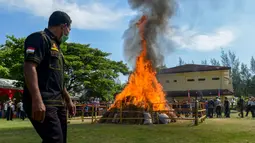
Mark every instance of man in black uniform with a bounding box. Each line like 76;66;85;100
23;11;76;143
224;97;230;118
237;96;245;118
207;99;215;118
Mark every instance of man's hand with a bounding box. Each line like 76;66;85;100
63;88;76;116
67;101;76;116
32;100;46;122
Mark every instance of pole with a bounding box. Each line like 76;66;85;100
195;95;199;126
120;102;123;124
95;104;97;123
91;105;94;124
81;105;84;122
220;72;223;100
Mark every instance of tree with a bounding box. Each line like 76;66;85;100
248;56;255;95
62;42;129;100
0;65;9;78
0;35;129;101
0;35;25;87
248;76;255;95
201;60;208;65
221;49;230;67
210;58;220;66
240;63;251;97
221;50;242;97
178;57;185;66
250;56;255;74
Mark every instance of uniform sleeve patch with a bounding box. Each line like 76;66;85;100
26;47;35;54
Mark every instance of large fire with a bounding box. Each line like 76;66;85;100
110;15;169;112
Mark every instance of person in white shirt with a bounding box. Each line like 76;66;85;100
4;102;8;118
215;98;222;118
231;98;235;109
17;101;22;118
19;101;25;120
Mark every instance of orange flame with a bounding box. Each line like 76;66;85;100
112;15;169;111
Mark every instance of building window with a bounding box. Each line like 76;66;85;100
198;78;205;81
212;77;220;80
166;80;170;83
173;80;177;82
187;79;195;82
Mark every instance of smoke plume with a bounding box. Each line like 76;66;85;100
123;0;176;69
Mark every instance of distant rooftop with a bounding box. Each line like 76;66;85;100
158;64;231;74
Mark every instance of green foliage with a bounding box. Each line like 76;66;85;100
0;35;25;86
0;35;129;101
61;42;129;100
221;49;231;67
0;65;9;77
240;63;251;96
250;56;255;74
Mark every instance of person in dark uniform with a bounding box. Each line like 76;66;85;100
237;96;245;118
246;97;252;117
224;97;230;118
23;11;76;143
207;99;214;118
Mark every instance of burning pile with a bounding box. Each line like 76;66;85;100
99;0;177;124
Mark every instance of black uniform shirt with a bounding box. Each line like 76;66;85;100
23;28;65;111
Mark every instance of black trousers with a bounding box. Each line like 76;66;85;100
208;108;214;118
17;108;21;118
29;106;67;143
216;106;222;118
224;108;230;118
246;105;251;116
251;106;255;118
239;107;244;118
6;107;13;121
20;110;25;120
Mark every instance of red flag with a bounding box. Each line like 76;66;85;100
218;89;221;97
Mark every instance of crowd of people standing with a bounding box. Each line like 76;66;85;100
206;97;231;118
171;96;255;119
1;96;255;121
237;96;255;118
0;98;26;120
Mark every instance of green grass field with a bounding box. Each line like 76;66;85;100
0;116;254;143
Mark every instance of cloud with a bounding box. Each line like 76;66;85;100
0;0;135;30
169;26;236;51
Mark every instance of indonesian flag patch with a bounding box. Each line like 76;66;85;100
26;47;35;54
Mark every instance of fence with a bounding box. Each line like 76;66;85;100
69;100;207;126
